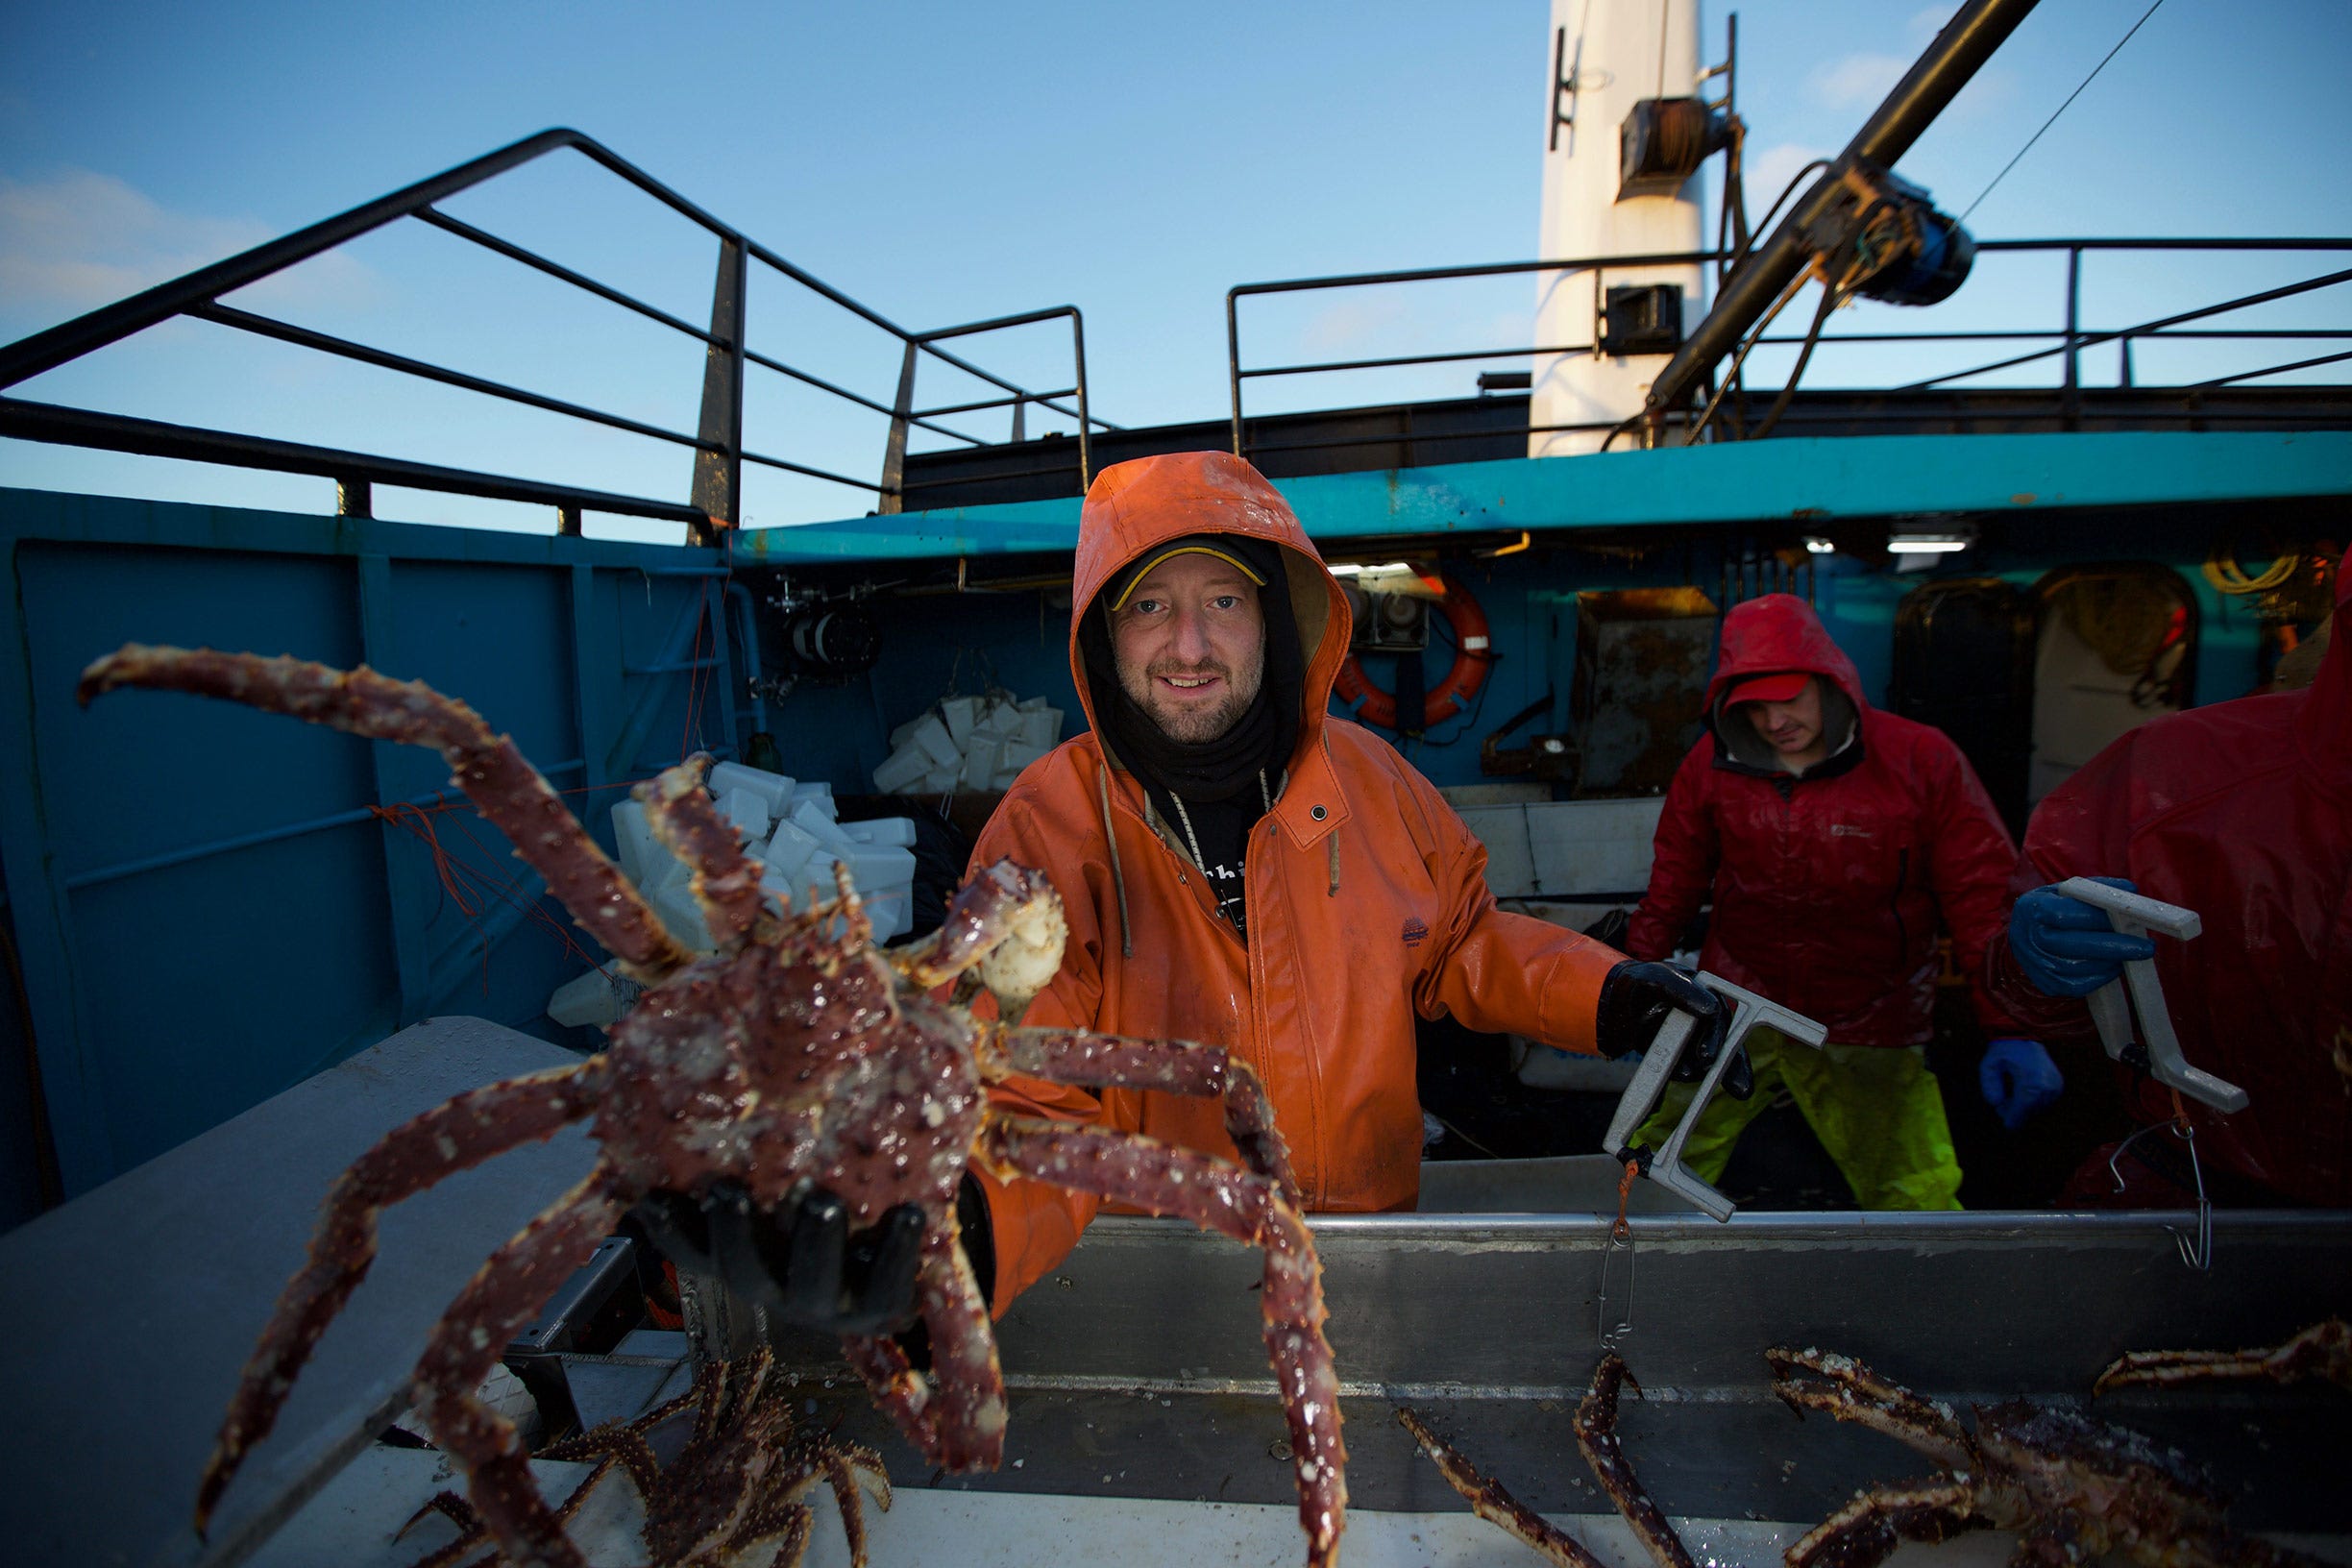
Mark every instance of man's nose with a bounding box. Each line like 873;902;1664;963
1169;604;1212;661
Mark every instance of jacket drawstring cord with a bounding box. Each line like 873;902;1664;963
1098;764;1134;958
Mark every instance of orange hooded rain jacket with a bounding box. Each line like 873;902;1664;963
969;452;1622;1309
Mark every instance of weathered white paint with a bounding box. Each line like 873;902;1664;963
1531;0;1712;456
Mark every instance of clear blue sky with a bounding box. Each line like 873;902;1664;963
3;0;2346;537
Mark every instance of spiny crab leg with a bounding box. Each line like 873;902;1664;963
641;755;770;951
77;646;692;982
1574;1355;1695;1568
841;1216;1007;1474
992;1025;1302;1205
193;1060;606;1536
406;1168;631;1568
2095;1317;2352;1395
981;1116;1345;1568
1782;1477;1980;1568
1395;1406;1609;1568
1764;1347;1973;1471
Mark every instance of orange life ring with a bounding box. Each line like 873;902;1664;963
1334;573;1494;730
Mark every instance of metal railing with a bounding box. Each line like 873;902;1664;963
1226;237;2352;456
1227;249;1727;458
0;129;1114;538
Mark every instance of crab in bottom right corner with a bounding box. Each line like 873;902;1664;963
1765;1346;2332;1568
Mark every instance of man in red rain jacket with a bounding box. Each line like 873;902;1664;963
1626;593;2039;1209
1989;545;2350;1208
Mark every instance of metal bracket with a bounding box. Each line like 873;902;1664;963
1549;26;1578;152
2054;877;2247;1114
1603;973;1828;1221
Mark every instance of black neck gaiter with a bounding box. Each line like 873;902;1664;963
1078;536;1307;940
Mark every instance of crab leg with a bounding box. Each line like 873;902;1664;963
1782;1477;1981;1568
982;1116;1346;1568
78;647;691;981
1764;1347;1973;1471
640;755;770;952
732;1500;816;1568
195;1059;605;1535
1574;1356;1696;1568
992;1026;1301;1202
841;1216;1007;1473
411;1168;631;1568
1395;1406;1608;1568
2094;1317;2352;1395
809;1435;894;1568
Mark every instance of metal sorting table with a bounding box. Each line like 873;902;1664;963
0;1017;599;1568
5;1015;2344;1566
764;1201;2352;1546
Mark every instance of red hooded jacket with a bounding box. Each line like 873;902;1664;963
968;453;1622;1309
1628;594;2021;1047
1987;547;2352;1206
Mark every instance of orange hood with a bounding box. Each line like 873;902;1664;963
1068;452;1350;768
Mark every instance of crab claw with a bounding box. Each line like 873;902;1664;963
902;860;1066;1023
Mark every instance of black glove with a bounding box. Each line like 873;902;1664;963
1594;960;1753;1100
632;1179;926;1336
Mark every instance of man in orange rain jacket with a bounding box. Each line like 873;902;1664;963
962;451;1734;1311
1623;593;2034;1211
1988;544;2351;1208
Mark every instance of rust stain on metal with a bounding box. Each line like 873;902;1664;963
2011;492;2038;505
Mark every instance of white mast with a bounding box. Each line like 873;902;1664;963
1531;0;1710;457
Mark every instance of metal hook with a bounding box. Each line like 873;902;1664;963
2107;1117;2214;1272
1597;1228;1637;1353
1597;1157;1639;1351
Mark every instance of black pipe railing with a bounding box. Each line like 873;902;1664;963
1647;0;2044;420
1226;237;2352;457
1228;249;1727;455
0;128;1114;535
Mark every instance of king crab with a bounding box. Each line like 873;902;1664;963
1767;1345;2330;1568
81;646;1344;1568
401;1347;891;1568
1396;1353;1695;1568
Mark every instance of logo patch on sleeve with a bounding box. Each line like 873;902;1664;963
1402;918;1430;947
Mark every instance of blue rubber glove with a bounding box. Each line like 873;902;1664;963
1978;1038;2063;1131
2007;877;2157;997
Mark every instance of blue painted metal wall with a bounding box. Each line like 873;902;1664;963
744;432;2345;793
0;488;743;1221
5;429;2341;1229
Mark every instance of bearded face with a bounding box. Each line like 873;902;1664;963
1108;551;1267;745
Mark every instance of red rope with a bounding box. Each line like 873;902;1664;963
1613;1157;1639;1243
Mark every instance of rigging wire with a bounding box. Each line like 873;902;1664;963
1749;280;1850;440
1724;159;1831;281
1959;0;2168;223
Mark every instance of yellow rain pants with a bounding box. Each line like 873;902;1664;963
1631;1026;1963;1211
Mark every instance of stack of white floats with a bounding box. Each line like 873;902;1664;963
870;692;1062;796
549;759;921;1032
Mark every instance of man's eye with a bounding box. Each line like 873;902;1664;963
1212;595;1241;610
1128;598;1165;616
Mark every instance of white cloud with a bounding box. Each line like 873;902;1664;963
0;169;380;323
1747;141;1834;212
1809;52;1911;110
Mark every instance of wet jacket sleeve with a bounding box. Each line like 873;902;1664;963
1397;761;1619;1052
1626;744;1718;962
962;788;1118;1315
1981;733;2144;1044
1919;736;2029;1036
